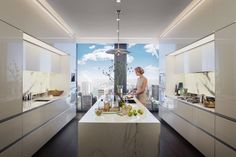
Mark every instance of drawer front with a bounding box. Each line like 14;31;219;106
192;108;215;135
22;106;75;157
23;99;69;135
175;101;193;123
0;141;22;157
0;116;22;151
215;116;236;149
215;140;236;157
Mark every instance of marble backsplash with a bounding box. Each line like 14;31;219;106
23;71;50;95
184;72;215;97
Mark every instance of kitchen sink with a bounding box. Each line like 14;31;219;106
34;99;50;102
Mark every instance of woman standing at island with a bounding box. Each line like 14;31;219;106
130;67;148;106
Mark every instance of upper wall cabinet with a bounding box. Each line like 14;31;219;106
188;42;215;73
24;41;61;73
0;21;23;120
215;23;236;119
175;42;215;73
175;53;188;73
213;0;236;31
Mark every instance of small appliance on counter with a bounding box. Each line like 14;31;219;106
175;82;186;96
203;96;215;108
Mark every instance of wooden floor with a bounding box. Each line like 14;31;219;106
33;112;204;157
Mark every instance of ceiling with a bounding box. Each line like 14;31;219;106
0;0;73;44
0;0;192;44
47;0;192;43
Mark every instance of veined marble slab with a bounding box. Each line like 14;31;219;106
78;97;160;157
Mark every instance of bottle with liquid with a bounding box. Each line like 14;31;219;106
98;99;103;109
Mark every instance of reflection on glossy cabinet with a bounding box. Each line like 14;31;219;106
51;53;61;73
174;101;193;123
215;116;236;149
0;20;23;120
0;141;22;157
192;108;215;135
201;42;215;72
24;41;61;73
215;140;236;157
24;41;41;71
0;116;22;151
175;53;185;73
215;23;236;119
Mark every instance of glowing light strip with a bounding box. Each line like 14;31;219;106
23;33;68;56
34;0;74;36
160;0;206;38
169;34;214;56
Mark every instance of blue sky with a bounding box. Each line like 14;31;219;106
77;43;159;83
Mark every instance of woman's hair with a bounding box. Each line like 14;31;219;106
135;67;144;74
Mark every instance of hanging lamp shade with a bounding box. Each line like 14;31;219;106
105;10;131;56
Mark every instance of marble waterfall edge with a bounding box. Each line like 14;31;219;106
78;123;160;157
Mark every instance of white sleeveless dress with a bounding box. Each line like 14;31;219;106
136;76;148;105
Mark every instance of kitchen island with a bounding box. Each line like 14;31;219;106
78;97;160;157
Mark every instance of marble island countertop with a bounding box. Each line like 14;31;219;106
79;97;160;123
23;96;65;112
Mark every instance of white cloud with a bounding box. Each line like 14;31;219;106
127;55;134;64
144;65;159;73
78;45;134;65
144;44;159;59
89;45;95;49
78;48;113;64
128;43;136;49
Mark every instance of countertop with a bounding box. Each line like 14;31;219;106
79;97;160;123
166;95;215;113
22;96;65;112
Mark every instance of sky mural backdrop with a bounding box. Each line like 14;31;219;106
77;43;159;97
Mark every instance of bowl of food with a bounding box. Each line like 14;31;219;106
48;90;64;96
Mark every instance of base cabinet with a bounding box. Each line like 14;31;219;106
160;104;214;157
215;140;236;157
22;106;75;157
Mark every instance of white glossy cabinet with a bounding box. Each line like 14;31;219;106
215;116;236;149
174;100;193;123
24;42;41;71
201;42;215;72
0;116;22;151
187;47;202;72
215;23;236;119
215;140;236;157
23;99;69;135
0;141;22;157
175;53;185;73
22;105;75;157
51;53;61;73
24;41;61;73
174;41;215;73
0;20;23;120
213;0;236;31
192;108;215;135
186;41;215;73
159;99;215;157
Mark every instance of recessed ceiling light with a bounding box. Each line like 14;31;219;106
117;18;120;21
116;0;121;3
34;0;74;37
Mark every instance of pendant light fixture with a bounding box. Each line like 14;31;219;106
106;10;130;56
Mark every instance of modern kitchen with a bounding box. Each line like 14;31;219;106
0;0;236;157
